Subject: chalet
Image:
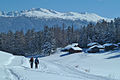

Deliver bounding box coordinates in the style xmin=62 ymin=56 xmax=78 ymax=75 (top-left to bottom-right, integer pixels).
xmin=61 ymin=43 xmax=79 ymax=52
xmin=87 ymin=42 xmax=99 ymax=48
xmin=97 ymin=45 xmax=105 ymax=50
xmin=69 ymin=47 xmax=82 ymax=53
xmin=61 ymin=43 xmax=82 ymax=53
xmin=72 ymin=43 xmax=79 ymax=47
xmin=103 ymin=43 xmax=118 ymax=51
xmin=87 ymin=46 xmax=100 ymax=53
xmin=87 ymin=45 xmax=104 ymax=53
xmin=117 ymin=43 xmax=120 ymax=47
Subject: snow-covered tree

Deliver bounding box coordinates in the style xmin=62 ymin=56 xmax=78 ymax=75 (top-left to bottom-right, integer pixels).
xmin=42 ymin=26 xmax=56 ymax=56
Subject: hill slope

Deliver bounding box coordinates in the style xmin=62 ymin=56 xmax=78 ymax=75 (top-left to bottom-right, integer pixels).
xmin=0 ymin=8 xmax=112 ymax=32
xmin=0 ymin=50 xmax=119 ymax=80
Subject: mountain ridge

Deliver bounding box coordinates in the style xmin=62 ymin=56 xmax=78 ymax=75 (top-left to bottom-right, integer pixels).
xmin=0 ymin=8 xmax=113 ymax=32
xmin=0 ymin=8 xmax=112 ymax=22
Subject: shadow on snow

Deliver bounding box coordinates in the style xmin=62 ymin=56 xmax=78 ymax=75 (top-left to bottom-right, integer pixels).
xmin=105 ymin=54 xmax=120 ymax=59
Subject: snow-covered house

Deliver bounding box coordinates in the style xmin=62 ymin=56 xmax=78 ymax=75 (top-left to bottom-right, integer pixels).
xmin=69 ymin=47 xmax=82 ymax=53
xmin=87 ymin=45 xmax=104 ymax=53
xmin=61 ymin=43 xmax=78 ymax=51
xmin=97 ymin=45 xmax=105 ymax=49
xmin=87 ymin=42 xmax=99 ymax=48
xmin=117 ymin=43 xmax=120 ymax=47
xmin=72 ymin=43 xmax=79 ymax=47
xmin=61 ymin=43 xmax=82 ymax=53
xmin=87 ymin=46 xmax=99 ymax=53
xmin=103 ymin=43 xmax=118 ymax=51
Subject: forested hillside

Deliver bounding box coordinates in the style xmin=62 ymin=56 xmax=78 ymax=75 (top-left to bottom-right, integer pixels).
xmin=0 ymin=18 xmax=120 ymax=56
xmin=0 ymin=8 xmax=111 ymax=32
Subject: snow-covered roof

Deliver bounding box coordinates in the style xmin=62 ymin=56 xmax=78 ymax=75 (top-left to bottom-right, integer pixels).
xmin=71 ymin=47 xmax=82 ymax=51
xmin=117 ymin=43 xmax=120 ymax=45
xmin=87 ymin=42 xmax=98 ymax=47
xmin=89 ymin=45 xmax=98 ymax=49
xmin=103 ymin=43 xmax=118 ymax=47
xmin=64 ymin=45 xmax=73 ymax=50
xmin=103 ymin=43 xmax=113 ymax=46
xmin=87 ymin=45 xmax=100 ymax=52
xmin=113 ymin=44 xmax=118 ymax=47
xmin=88 ymin=45 xmax=104 ymax=50
xmin=97 ymin=45 xmax=104 ymax=49
xmin=72 ymin=43 xmax=79 ymax=47
xmin=64 ymin=43 xmax=78 ymax=50
xmin=63 ymin=43 xmax=82 ymax=51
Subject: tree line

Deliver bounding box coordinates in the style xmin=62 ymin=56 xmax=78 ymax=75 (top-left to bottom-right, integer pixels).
xmin=79 ymin=18 xmax=120 ymax=47
xmin=0 ymin=18 xmax=120 ymax=56
xmin=0 ymin=24 xmax=80 ymax=56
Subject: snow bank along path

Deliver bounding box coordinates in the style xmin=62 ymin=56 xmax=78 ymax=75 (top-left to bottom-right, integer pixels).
xmin=0 ymin=51 xmax=117 ymax=80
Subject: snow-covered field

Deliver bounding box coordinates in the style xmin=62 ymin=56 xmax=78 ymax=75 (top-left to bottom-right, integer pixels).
xmin=0 ymin=50 xmax=120 ymax=80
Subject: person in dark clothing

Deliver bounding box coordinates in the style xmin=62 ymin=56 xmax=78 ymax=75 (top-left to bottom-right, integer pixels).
xmin=35 ymin=57 xmax=39 ymax=69
xmin=29 ymin=57 xmax=34 ymax=68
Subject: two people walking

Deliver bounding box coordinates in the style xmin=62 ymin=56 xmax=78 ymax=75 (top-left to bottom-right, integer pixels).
xmin=29 ymin=57 xmax=39 ymax=69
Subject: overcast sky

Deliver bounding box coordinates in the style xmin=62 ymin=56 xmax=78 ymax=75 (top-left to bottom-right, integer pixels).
xmin=0 ymin=0 xmax=119 ymax=18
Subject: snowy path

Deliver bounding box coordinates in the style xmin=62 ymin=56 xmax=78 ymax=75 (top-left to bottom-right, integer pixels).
xmin=38 ymin=60 xmax=113 ymax=80
xmin=5 ymin=56 xmax=113 ymax=80
xmin=3 ymin=56 xmax=29 ymax=80
xmin=0 ymin=51 xmax=119 ymax=80
xmin=6 ymin=68 xmax=21 ymax=80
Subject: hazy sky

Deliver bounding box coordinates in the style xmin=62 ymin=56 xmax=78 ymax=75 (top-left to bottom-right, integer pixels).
xmin=0 ymin=0 xmax=119 ymax=18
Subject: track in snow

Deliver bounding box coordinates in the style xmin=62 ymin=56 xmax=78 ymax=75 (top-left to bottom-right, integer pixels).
xmin=2 ymin=53 xmax=115 ymax=80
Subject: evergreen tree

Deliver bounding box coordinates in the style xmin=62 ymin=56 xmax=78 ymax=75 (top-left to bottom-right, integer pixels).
xmin=25 ymin=29 xmax=36 ymax=54
xmin=42 ymin=26 xmax=56 ymax=56
xmin=14 ymin=30 xmax=26 ymax=55
xmin=6 ymin=30 xmax=15 ymax=53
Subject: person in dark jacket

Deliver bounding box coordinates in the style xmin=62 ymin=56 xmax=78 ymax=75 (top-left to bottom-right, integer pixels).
xmin=29 ymin=57 xmax=34 ymax=68
xmin=35 ymin=57 xmax=39 ymax=69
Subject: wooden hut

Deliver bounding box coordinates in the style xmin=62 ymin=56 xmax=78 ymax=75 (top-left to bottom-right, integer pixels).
xmin=104 ymin=43 xmax=118 ymax=51
xmin=87 ymin=42 xmax=99 ymax=48
xmin=87 ymin=46 xmax=100 ymax=53
xmin=69 ymin=47 xmax=82 ymax=53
